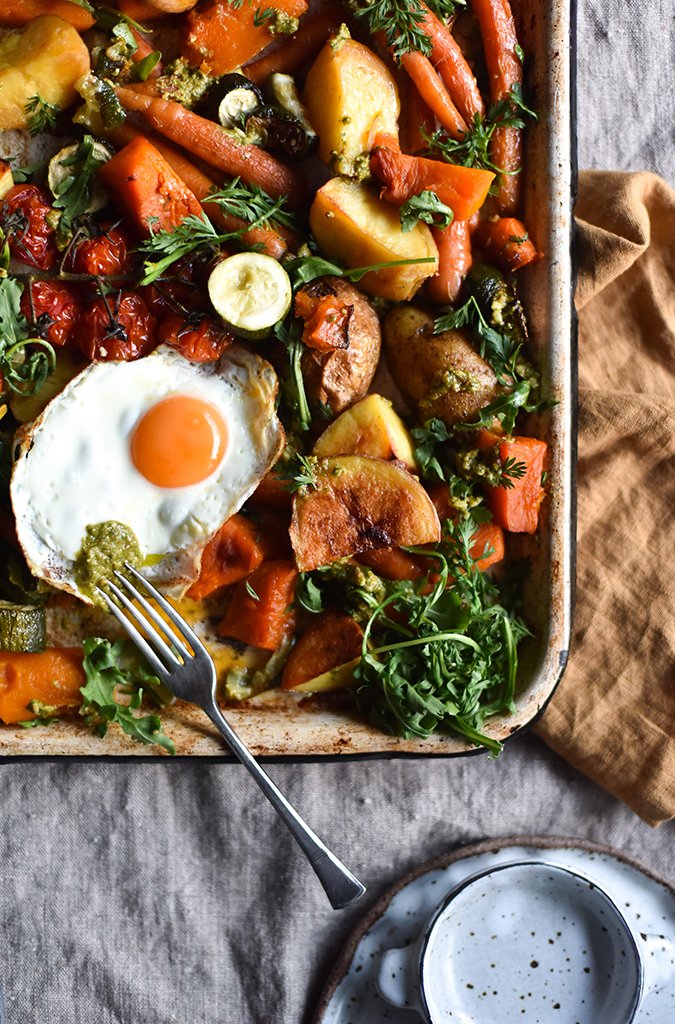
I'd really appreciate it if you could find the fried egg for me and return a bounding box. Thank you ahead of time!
[11,344,285,602]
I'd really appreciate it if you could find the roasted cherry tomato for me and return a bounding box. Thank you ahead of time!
[66,224,132,277]
[139,255,208,318]
[19,280,82,348]
[76,292,157,362]
[1,184,57,270]
[158,312,233,363]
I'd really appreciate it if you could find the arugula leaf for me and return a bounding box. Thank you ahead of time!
[273,318,312,433]
[285,254,436,291]
[134,50,162,81]
[400,190,453,232]
[95,4,148,33]
[24,96,60,137]
[51,136,110,245]
[0,278,56,397]
[79,637,175,753]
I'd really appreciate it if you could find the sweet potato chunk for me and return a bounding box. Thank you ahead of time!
[313,394,416,472]
[289,455,441,571]
[0,15,90,131]
[0,648,85,724]
[281,610,363,690]
[304,34,400,178]
[309,178,438,302]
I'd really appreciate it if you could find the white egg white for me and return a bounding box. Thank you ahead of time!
[11,345,285,602]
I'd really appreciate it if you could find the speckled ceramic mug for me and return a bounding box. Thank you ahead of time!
[377,861,675,1024]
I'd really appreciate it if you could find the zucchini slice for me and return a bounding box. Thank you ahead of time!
[208,253,292,339]
[0,600,46,653]
[48,140,113,214]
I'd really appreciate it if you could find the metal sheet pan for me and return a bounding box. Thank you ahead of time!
[0,0,576,760]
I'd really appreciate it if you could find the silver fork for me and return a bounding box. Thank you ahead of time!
[97,562,366,910]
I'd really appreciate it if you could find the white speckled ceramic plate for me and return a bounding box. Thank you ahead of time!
[313,837,675,1024]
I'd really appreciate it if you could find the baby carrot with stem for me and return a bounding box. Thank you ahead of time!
[418,1,485,123]
[400,51,468,139]
[471,0,524,213]
[427,220,473,304]
[115,88,307,208]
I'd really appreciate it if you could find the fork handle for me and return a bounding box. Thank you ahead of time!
[203,700,366,910]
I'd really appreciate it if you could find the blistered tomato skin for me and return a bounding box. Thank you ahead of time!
[76,293,157,362]
[19,280,83,348]
[1,185,57,270]
[158,313,234,362]
[67,225,132,277]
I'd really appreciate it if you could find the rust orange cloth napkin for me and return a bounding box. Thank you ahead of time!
[534,171,675,826]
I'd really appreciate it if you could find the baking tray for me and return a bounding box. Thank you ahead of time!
[0,0,576,760]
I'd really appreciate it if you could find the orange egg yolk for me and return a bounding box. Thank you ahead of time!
[131,395,228,488]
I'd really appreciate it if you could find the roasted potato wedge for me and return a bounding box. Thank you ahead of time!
[304,32,400,178]
[0,15,90,132]
[384,306,501,426]
[300,276,381,414]
[289,455,441,571]
[309,178,438,302]
[313,394,416,471]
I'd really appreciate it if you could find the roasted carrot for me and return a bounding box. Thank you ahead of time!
[0,1,95,29]
[0,648,85,725]
[98,137,203,235]
[129,27,163,79]
[370,134,494,221]
[281,610,363,690]
[245,10,342,84]
[219,561,298,651]
[248,470,293,512]
[473,216,540,271]
[477,431,548,534]
[469,522,505,570]
[472,0,523,213]
[105,124,291,259]
[401,51,468,139]
[358,548,425,581]
[186,515,266,601]
[183,0,308,76]
[418,2,484,123]
[427,220,473,303]
[399,75,436,155]
[115,88,307,208]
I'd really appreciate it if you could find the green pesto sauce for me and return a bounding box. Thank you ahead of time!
[74,522,142,607]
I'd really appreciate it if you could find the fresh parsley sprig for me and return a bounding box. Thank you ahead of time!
[80,637,175,753]
[424,87,537,175]
[400,190,454,232]
[139,180,295,284]
[24,96,61,137]
[349,0,465,62]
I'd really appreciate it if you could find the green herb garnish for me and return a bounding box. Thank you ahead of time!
[400,190,454,232]
[24,96,60,137]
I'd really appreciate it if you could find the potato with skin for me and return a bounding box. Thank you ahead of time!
[300,276,381,414]
[313,394,416,472]
[384,305,501,426]
[310,178,438,302]
[304,32,400,178]
[290,455,441,571]
[0,15,90,131]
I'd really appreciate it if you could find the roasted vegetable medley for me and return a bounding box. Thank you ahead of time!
[0,0,550,755]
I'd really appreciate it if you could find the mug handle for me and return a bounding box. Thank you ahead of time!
[638,932,675,995]
[377,945,425,1016]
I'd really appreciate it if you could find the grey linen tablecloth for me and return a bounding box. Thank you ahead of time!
[1,6,674,1024]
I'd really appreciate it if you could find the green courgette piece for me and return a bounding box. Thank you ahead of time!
[208,253,292,339]
[0,600,46,652]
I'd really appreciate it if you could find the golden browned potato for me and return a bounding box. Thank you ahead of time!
[304,31,400,178]
[300,276,381,414]
[310,178,438,302]
[0,15,90,132]
[313,394,416,472]
[289,455,441,571]
[384,306,502,426]
[143,0,197,10]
